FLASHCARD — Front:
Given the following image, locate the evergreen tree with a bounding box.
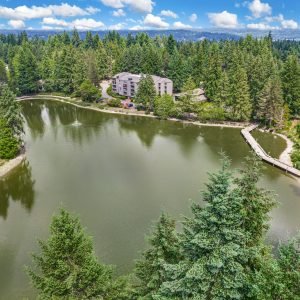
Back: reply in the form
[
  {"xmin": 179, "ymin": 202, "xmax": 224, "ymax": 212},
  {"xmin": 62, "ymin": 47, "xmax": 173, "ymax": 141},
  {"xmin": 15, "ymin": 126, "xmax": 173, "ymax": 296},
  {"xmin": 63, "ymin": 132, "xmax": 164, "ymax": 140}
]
[
  {"xmin": 135, "ymin": 75, "xmax": 156, "ymax": 110},
  {"xmin": 0, "ymin": 59, "xmax": 7, "ymax": 83},
  {"xmin": 0, "ymin": 118, "xmax": 20, "ymax": 159},
  {"xmin": 159, "ymin": 156, "xmax": 249, "ymax": 299},
  {"xmin": 12, "ymin": 44, "xmax": 38, "ymax": 94},
  {"xmin": 71, "ymin": 29, "xmax": 81, "ymax": 48},
  {"xmin": 229, "ymin": 65, "xmax": 252, "ymax": 121},
  {"xmin": 257, "ymin": 75, "xmax": 285, "ymax": 127},
  {"xmin": 0, "ymin": 85, "xmax": 23, "ymax": 137},
  {"xmin": 78, "ymin": 79, "xmax": 101, "ymax": 102},
  {"xmin": 135, "ymin": 213, "xmax": 181, "ymax": 299},
  {"xmin": 27, "ymin": 209, "xmax": 127, "ymax": 299},
  {"xmin": 276, "ymin": 235, "xmax": 300, "ymax": 299},
  {"xmin": 282, "ymin": 54, "xmax": 300, "ymax": 115}
]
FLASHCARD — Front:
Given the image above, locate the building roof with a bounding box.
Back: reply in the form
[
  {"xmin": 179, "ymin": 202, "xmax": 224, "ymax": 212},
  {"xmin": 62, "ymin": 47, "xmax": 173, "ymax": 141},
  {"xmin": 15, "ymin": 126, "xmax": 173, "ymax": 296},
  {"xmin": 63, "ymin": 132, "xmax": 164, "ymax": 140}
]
[{"xmin": 113, "ymin": 72, "xmax": 172, "ymax": 84}]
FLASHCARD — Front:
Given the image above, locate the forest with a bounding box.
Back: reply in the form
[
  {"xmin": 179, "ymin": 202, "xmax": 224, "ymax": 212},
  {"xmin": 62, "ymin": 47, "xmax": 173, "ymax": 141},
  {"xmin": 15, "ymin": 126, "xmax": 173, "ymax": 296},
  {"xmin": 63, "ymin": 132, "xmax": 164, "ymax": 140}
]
[{"xmin": 0, "ymin": 30, "xmax": 300, "ymax": 166}]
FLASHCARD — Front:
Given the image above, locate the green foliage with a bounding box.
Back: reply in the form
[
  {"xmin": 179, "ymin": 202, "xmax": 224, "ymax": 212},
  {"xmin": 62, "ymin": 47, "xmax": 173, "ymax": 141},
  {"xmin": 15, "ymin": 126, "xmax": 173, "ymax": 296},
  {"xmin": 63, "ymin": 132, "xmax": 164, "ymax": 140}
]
[
  {"xmin": 197, "ymin": 102, "xmax": 226, "ymax": 121},
  {"xmin": 78, "ymin": 79, "xmax": 101, "ymax": 102},
  {"xmin": 0, "ymin": 85, "xmax": 23, "ymax": 136},
  {"xmin": 282, "ymin": 54, "xmax": 300, "ymax": 115},
  {"xmin": 0, "ymin": 59, "xmax": 7, "ymax": 83},
  {"xmin": 135, "ymin": 213, "xmax": 181, "ymax": 299},
  {"xmin": 0, "ymin": 118, "xmax": 20, "ymax": 159},
  {"xmin": 154, "ymin": 94, "xmax": 174, "ymax": 119},
  {"xmin": 107, "ymin": 98, "xmax": 121, "ymax": 107},
  {"xmin": 135, "ymin": 75, "xmax": 156, "ymax": 110},
  {"xmin": 27, "ymin": 209, "xmax": 130, "ymax": 300},
  {"xmin": 12, "ymin": 43, "xmax": 38, "ymax": 94}
]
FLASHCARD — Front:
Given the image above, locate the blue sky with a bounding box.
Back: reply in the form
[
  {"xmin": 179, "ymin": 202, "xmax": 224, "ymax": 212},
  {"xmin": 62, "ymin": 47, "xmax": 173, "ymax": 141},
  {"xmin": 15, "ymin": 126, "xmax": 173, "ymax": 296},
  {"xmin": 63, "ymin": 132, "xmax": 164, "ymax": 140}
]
[{"xmin": 0, "ymin": 0, "xmax": 299, "ymax": 31}]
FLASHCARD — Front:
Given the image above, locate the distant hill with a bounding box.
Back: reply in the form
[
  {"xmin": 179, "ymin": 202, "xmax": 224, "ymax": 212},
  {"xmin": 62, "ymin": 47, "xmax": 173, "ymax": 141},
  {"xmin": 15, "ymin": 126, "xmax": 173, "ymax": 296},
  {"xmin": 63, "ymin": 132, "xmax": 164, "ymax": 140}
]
[{"xmin": 1, "ymin": 29, "xmax": 300, "ymax": 41}]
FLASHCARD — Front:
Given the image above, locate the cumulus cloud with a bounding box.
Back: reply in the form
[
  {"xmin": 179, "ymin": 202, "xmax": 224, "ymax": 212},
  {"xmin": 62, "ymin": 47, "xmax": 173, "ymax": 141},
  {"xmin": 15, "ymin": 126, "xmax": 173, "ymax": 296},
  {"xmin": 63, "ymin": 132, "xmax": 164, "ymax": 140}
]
[
  {"xmin": 160, "ymin": 10, "xmax": 178, "ymax": 19},
  {"xmin": 208, "ymin": 11, "xmax": 239, "ymax": 28},
  {"xmin": 42, "ymin": 17, "xmax": 68, "ymax": 27},
  {"xmin": 247, "ymin": 22, "xmax": 278, "ymax": 30},
  {"xmin": 109, "ymin": 23, "xmax": 126, "ymax": 30},
  {"xmin": 281, "ymin": 19, "xmax": 298, "ymax": 29},
  {"xmin": 189, "ymin": 13, "xmax": 197, "ymax": 22},
  {"xmin": 130, "ymin": 25, "xmax": 146, "ymax": 30},
  {"xmin": 8, "ymin": 19, "xmax": 25, "ymax": 29},
  {"xmin": 100, "ymin": 0, "xmax": 154, "ymax": 13},
  {"xmin": 143, "ymin": 14, "xmax": 169, "ymax": 28},
  {"xmin": 248, "ymin": 0, "xmax": 272, "ymax": 18},
  {"xmin": 173, "ymin": 21, "xmax": 192, "ymax": 29},
  {"xmin": 71, "ymin": 18, "xmax": 105, "ymax": 30},
  {"xmin": 113, "ymin": 9, "xmax": 126, "ymax": 17},
  {"xmin": 0, "ymin": 3, "xmax": 99, "ymax": 20}
]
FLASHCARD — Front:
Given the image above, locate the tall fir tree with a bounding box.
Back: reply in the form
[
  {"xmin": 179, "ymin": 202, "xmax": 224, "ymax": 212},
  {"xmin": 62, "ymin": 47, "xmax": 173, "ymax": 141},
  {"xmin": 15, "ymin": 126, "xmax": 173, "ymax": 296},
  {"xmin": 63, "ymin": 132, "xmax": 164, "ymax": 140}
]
[
  {"xmin": 135, "ymin": 74, "xmax": 156, "ymax": 110},
  {"xmin": 135, "ymin": 213, "xmax": 181, "ymax": 299},
  {"xmin": 27, "ymin": 209, "xmax": 129, "ymax": 299}
]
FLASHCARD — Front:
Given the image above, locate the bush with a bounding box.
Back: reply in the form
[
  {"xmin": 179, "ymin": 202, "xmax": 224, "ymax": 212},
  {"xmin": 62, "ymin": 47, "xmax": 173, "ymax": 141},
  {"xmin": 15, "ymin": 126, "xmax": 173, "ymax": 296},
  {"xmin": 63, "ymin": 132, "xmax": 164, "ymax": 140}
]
[
  {"xmin": 197, "ymin": 102, "xmax": 226, "ymax": 121},
  {"xmin": 0, "ymin": 119, "xmax": 20, "ymax": 159},
  {"xmin": 78, "ymin": 80, "xmax": 101, "ymax": 102},
  {"xmin": 291, "ymin": 146, "xmax": 300, "ymax": 169},
  {"xmin": 108, "ymin": 98, "xmax": 121, "ymax": 108},
  {"xmin": 154, "ymin": 94, "xmax": 174, "ymax": 119}
]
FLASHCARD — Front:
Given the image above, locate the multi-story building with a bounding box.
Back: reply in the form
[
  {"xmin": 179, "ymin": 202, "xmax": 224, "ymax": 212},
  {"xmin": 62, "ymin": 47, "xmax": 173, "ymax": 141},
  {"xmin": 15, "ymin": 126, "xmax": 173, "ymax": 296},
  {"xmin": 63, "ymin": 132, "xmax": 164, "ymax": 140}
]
[{"xmin": 112, "ymin": 72, "xmax": 173, "ymax": 98}]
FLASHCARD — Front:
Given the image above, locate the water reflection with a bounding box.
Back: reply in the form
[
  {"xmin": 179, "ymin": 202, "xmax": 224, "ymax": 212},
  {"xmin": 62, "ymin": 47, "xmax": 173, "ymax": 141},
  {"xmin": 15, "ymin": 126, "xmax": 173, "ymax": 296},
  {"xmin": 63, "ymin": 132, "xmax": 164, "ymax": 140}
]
[{"xmin": 0, "ymin": 161, "xmax": 35, "ymax": 219}]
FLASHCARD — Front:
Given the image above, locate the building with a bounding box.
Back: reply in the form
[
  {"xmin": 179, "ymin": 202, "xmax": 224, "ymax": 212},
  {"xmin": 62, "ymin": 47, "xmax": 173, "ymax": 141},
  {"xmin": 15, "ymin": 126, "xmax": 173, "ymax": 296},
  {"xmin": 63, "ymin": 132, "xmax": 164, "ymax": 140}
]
[
  {"xmin": 174, "ymin": 88, "xmax": 207, "ymax": 102},
  {"xmin": 112, "ymin": 72, "xmax": 173, "ymax": 98}
]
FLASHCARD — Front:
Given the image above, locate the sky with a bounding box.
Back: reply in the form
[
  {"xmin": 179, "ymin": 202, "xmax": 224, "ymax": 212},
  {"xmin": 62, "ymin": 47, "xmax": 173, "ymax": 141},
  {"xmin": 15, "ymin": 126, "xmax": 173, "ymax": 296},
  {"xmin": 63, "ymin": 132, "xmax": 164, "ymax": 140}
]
[{"xmin": 0, "ymin": 0, "xmax": 299, "ymax": 31}]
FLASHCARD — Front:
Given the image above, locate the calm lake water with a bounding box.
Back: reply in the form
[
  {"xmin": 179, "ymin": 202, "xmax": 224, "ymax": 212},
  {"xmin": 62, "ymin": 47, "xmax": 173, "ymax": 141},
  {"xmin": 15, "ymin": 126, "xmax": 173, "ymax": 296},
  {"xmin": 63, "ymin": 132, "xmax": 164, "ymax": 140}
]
[{"xmin": 0, "ymin": 100, "xmax": 300, "ymax": 299}]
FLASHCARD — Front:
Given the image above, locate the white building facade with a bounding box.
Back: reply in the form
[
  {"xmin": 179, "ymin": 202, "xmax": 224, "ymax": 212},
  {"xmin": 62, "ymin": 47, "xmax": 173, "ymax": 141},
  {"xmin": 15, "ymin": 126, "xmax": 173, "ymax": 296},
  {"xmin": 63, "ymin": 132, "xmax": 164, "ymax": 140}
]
[{"xmin": 112, "ymin": 72, "xmax": 173, "ymax": 98}]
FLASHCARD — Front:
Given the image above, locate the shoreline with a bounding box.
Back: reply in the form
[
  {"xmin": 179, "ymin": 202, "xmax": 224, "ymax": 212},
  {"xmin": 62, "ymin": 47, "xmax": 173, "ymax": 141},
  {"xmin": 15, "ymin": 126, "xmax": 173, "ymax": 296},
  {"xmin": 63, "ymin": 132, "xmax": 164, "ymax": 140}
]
[
  {"xmin": 0, "ymin": 153, "xmax": 26, "ymax": 178},
  {"xmin": 16, "ymin": 94, "xmax": 299, "ymax": 177},
  {"xmin": 17, "ymin": 95, "xmax": 248, "ymax": 129}
]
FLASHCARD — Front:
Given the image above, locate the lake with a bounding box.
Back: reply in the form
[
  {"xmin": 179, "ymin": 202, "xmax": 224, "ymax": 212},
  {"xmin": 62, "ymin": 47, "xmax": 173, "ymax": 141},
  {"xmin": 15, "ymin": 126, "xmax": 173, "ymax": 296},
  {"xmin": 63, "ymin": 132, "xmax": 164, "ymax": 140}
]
[{"xmin": 0, "ymin": 100, "xmax": 300, "ymax": 299}]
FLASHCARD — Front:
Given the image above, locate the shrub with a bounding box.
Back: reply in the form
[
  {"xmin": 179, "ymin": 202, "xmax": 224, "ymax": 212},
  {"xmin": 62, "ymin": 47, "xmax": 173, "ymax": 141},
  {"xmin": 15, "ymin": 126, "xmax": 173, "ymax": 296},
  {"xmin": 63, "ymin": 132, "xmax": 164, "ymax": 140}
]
[
  {"xmin": 107, "ymin": 85, "xmax": 127, "ymax": 100},
  {"xmin": 0, "ymin": 119, "xmax": 20, "ymax": 159},
  {"xmin": 108, "ymin": 98, "xmax": 121, "ymax": 108},
  {"xmin": 154, "ymin": 94, "xmax": 174, "ymax": 119},
  {"xmin": 78, "ymin": 80, "xmax": 101, "ymax": 102},
  {"xmin": 197, "ymin": 102, "xmax": 226, "ymax": 121}
]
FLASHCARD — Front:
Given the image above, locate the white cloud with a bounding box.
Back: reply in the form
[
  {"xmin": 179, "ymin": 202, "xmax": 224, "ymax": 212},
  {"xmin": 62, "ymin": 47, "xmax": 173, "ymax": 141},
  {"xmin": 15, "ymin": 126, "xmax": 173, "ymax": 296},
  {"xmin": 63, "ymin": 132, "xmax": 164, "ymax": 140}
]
[
  {"xmin": 109, "ymin": 23, "xmax": 125, "ymax": 30},
  {"xmin": 281, "ymin": 19, "xmax": 298, "ymax": 29},
  {"xmin": 42, "ymin": 17, "xmax": 68, "ymax": 27},
  {"xmin": 0, "ymin": 3, "xmax": 99, "ymax": 20},
  {"xmin": 189, "ymin": 13, "xmax": 197, "ymax": 22},
  {"xmin": 8, "ymin": 19, "xmax": 26, "ymax": 29},
  {"xmin": 173, "ymin": 21, "xmax": 192, "ymax": 29},
  {"xmin": 265, "ymin": 14, "xmax": 284, "ymax": 23},
  {"xmin": 248, "ymin": 0, "xmax": 271, "ymax": 18},
  {"xmin": 160, "ymin": 10, "xmax": 178, "ymax": 19},
  {"xmin": 247, "ymin": 22, "xmax": 278, "ymax": 30},
  {"xmin": 130, "ymin": 25, "xmax": 146, "ymax": 30},
  {"xmin": 208, "ymin": 11, "xmax": 239, "ymax": 28},
  {"xmin": 143, "ymin": 14, "xmax": 169, "ymax": 28},
  {"xmin": 86, "ymin": 6, "xmax": 101, "ymax": 14},
  {"xmin": 71, "ymin": 18, "xmax": 105, "ymax": 30},
  {"xmin": 113, "ymin": 9, "xmax": 126, "ymax": 17},
  {"xmin": 100, "ymin": 0, "xmax": 154, "ymax": 13}
]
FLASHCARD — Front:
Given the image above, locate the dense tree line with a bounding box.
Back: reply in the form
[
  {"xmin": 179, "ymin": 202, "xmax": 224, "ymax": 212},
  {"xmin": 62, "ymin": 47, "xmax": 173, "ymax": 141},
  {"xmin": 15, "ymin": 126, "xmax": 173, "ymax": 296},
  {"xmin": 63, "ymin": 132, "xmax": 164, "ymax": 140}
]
[
  {"xmin": 28, "ymin": 155, "xmax": 300, "ymax": 299},
  {"xmin": 0, "ymin": 30, "xmax": 300, "ymax": 165},
  {"xmin": 0, "ymin": 31, "xmax": 299, "ymax": 122}
]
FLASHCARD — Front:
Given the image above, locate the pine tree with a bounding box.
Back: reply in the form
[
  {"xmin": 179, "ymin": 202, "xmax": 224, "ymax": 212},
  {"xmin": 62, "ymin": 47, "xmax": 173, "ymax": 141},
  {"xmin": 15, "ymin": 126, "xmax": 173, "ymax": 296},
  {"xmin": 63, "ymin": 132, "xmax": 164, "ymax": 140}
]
[
  {"xmin": 0, "ymin": 59, "xmax": 7, "ymax": 83},
  {"xmin": 0, "ymin": 118, "xmax": 20, "ymax": 159},
  {"xmin": 159, "ymin": 156, "xmax": 249, "ymax": 299},
  {"xmin": 230, "ymin": 65, "xmax": 252, "ymax": 121},
  {"xmin": 27, "ymin": 209, "xmax": 126, "ymax": 299},
  {"xmin": 135, "ymin": 213, "xmax": 181, "ymax": 299},
  {"xmin": 135, "ymin": 74, "xmax": 156, "ymax": 110},
  {"xmin": 257, "ymin": 75, "xmax": 285, "ymax": 127},
  {"xmin": 282, "ymin": 54, "xmax": 300, "ymax": 115},
  {"xmin": 276, "ymin": 235, "xmax": 300, "ymax": 299},
  {"xmin": 12, "ymin": 43, "xmax": 38, "ymax": 94},
  {"xmin": 0, "ymin": 85, "xmax": 23, "ymax": 137}
]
